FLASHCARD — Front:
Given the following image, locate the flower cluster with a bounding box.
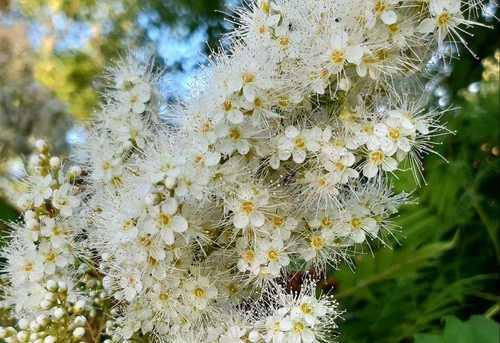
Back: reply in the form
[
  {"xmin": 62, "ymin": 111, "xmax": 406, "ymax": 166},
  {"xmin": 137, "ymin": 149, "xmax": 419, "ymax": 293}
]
[{"xmin": 0, "ymin": 0, "xmax": 488, "ymax": 342}]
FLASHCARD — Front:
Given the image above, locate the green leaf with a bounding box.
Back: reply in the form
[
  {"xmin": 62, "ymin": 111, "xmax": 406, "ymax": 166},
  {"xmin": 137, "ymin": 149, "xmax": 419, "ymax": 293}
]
[
  {"xmin": 414, "ymin": 316, "xmax": 500, "ymax": 343},
  {"xmin": 414, "ymin": 334, "xmax": 444, "ymax": 343}
]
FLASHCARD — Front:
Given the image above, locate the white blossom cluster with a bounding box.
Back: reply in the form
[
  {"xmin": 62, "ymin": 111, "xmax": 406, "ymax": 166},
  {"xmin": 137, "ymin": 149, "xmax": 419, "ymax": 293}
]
[{"xmin": 0, "ymin": 0, "xmax": 488, "ymax": 342}]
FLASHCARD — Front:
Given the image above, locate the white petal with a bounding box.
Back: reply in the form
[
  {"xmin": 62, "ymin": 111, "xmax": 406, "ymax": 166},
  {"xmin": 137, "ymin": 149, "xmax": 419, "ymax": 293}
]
[
  {"xmin": 346, "ymin": 45, "xmax": 364, "ymax": 65},
  {"xmin": 363, "ymin": 163, "xmax": 379, "ymax": 178},
  {"xmin": 381, "ymin": 10, "xmax": 397, "ymax": 25},
  {"xmin": 172, "ymin": 216, "xmax": 188, "ymax": 233},
  {"xmin": 417, "ymin": 18, "xmax": 436, "ymax": 33},
  {"xmin": 250, "ymin": 211, "xmax": 265, "ymax": 227},
  {"xmin": 233, "ymin": 213, "xmax": 249, "ymax": 229},
  {"xmin": 383, "ymin": 157, "xmax": 398, "ymax": 171}
]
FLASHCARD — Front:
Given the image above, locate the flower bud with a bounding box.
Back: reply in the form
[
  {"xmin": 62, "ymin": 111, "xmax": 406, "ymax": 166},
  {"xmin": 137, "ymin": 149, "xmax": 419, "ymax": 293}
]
[
  {"xmin": 49, "ymin": 157, "xmax": 61, "ymax": 169},
  {"xmin": 46, "ymin": 280, "xmax": 58, "ymax": 292},
  {"xmin": 44, "ymin": 336, "xmax": 56, "ymax": 343},
  {"xmin": 18, "ymin": 319, "xmax": 29, "ymax": 330},
  {"xmin": 35, "ymin": 139, "xmax": 47, "ymax": 152},
  {"xmin": 74, "ymin": 316, "xmax": 87, "ymax": 327},
  {"xmin": 57, "ymin": 281, "xmax": 68, "ymax": 292},
  {"xmin": 53, "ymin": 307, "xmax": 65, "ymax": 319},
  {"xmin": 73, "ymin": 327, "xmax": 85, "ymax": 338}
]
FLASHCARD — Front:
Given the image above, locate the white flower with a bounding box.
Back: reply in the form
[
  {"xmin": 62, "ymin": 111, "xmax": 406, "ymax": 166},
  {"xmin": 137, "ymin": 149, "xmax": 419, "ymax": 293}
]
[
  {"xmin": 291, "ymin": 296, "xmax": 328, "ymax": 326},
  {"xmin": 322, "ymin": 150, "xmax": 359, "ymax": 184},
  {"xmin": 219, "ymin": 326, "xmax": 247, "ymax": 343},
  {"xmin": 417, "ymin": 0, "xmax": 462, "ymax": 43},
  {"xmin": 237, "ymin": 246, "xmax": 261, "ymax": 275},
  {"xmin": 118, "ymin": 269, "xmax": 143, "ymax": 301},
  {"xmin": 257, "ymin": 239, "xmax": 290, "ymax": 276},
  {"xmin": 52, "ymin": 183, "xmax": 80, "ymax": 217},
  {"xmin": 118, "ymin": 81, "xmax": 151, "ymax": 114},
  {"xmin": 285, "ymin": 319, "xmax": 315, "ymax": 343},
  {"xmin": 217, "ymin": 124, "xmax": 256, "ymax": 156},
  {"xmin": 231, "ymin": 186, "xmax": 269, "ymax": 229},
  {"xmin": 11, "ymin": 249, "xmax": 44, "ymax": 284},
  {"xmin": 325, "ymin": 31, "xmax": 364, "ymax": 73},
  {"xmin": 219, "ymin": 95, "xmax": 245, "ymax": 124},
  {"xmin": 39, "ymin": 241, "xmax": 70, "ymax": 275},
  {"xmin": 30, "ymin": 175, "xmax": 53, "ymax": 207},
  {"xmin": 263, "ymin": 310, "xmax": 290, "ymax": 343},
  {"xmin": 227, "ymin": 57, "xmax": 273, "ymax": 102},
  {"xmin": 374, "ymin": 116, "xmax": 413, "ymax": 155},
  {"xmin": 362, "ymin": 150, "xmax": 398, "ymax": 178},
  {"xmin": 263, "ymin": 214, "xmax": 297, "ymax": 241},
  {"xmin": 144, "ymin": 199, "xmax": 188, "ymax": 245},
  {"xmin": 341, "ymin": 206, "xmax": 379, "ymax": 243},
  {"xmin": 184, "ymin": 276, "xmax": 218, "ymax": 310}
]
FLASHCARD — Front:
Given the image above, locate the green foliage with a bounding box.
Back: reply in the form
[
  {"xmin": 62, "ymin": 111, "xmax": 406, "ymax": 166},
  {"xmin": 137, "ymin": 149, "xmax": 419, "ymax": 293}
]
[{"xmin": 414, "ymin": 316, "xmax": 500, "ymax": 343}]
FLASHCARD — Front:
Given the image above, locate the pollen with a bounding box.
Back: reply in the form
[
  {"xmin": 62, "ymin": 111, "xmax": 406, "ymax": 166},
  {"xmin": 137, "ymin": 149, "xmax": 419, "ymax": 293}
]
[
  {"xmin": 330, "ymin": 49, "xmax": 346, "ymax": 64},
  {"xmin": 294, "ymin": 137, "xmax": 306, "ymax": 149},
  {"xmin": 241, "ymin": 200, "xmax": 255, "ymax": 214},
  {"xmin": 229, "ymin": 128, "xmax": 241, "ymax": 140},
  {"xmin": 243, "ymin": 71, "xmax": 256, "ymax": 83},
  {"xmin": 437, "ymin": 12, "xmax": 450, "ymax": 27},
  {"xmin": 293, "ymin": 321, "xmax": 305, "ymax": 333},
  {"xmin": 311, "ymin": 235, "xmax": 325, "ymax": 250},
  {"xmin": 370, "ymin": 151, "xmax": 384, "ymax": 164},
  {"xmin": 159, "ymin": 213, "xmax": 172, "ymax": 226},
  {"xmin": 389, "ymin": 128, "xmax": 401, "ymax": 140},
  {"xmin": 267, "ymin": 250, "xmax": 280, "ymax": 262},
  {"xmin": 194, "ymin": 287, "xmax": 206, "ymax": 298},
  {"xmin": 300, "ymin": 303, "xmax": 313, "ymax": 314},
  {"xmin": 351, "ymin": 217, "xmax": 362, "ymax": 230}
]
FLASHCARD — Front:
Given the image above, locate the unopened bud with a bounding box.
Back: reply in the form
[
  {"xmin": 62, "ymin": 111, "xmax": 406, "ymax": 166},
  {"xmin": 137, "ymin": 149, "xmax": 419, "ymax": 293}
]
[
  {"xmin": 49, "ymin": 157, "xmax": 60, "ymax": 169},
  {"xmin": 73, "ymin": 327, "xmax": 85, "ymax": 338},
  {"xmin": 46, "ymin": 280, "xmax": 58, "ymax": 292},
  {"xmin": 44, "ymin": 336, "xmax": 56, "ymax": 343}
]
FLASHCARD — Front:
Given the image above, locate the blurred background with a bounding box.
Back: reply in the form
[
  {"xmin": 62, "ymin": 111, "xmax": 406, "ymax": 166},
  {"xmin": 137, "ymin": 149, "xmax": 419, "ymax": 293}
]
[{"xmin": 0, "ymin": 1, "xmax": 498, "ymax": 342}]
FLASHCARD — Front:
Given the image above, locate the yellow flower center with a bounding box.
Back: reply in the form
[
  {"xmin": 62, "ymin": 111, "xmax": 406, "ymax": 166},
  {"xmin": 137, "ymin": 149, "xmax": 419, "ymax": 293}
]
[
  {"xmin": 273, "ymin": 216, "xmax": 284, "ymax": 227},
  {"xmin": 437, "ymin": 12, "xmax": 450, "ymax": 27},
  {"xmin": 159, "ymin": 213, "xmax": 172, "ymax": 227},
  {"xmin": 243, "ymin": 71, "xmax": 256, "ymax": 83},
  {"xmin": 389, "ymin": 128, "xmax": 401, "ymax": 140},
  {"xmin": 321, "ymin": 216, "xmax": 333, "ymax": 228},
  {"xmin": 293, "ymin": 321, "xmax": 305, "ymax": 333},
  {"xmin": 294, "ymin": 137, "xmax": 305, "ymax": 149},
  {"xmin": 370, "ymin": 151, "xmax": 384, "ymax": 164},
  {"xmin": 374, "ymin": 1, "xmax": 386, "ymax": 14},
  {"xmin": 194, "ymin": 287, "xmax": 206, "ymax": 298},
  {"xmin": 279, "ymin": 36, "xmax": 290, "ymax": 47},
  {"xmin": 123, "ymin": 219, "xmax": 135, "ymax": 231},
  {"xmin": 388, "ymin": 23, "xmax": 400, "ymax": 34},
  {"xmin": 300, "ymin": 303, "xmax": 313, "ymax": 314},
  {"xmin": 23, "ymin": 262, "xmax": 33, "ymax": 272},
  {"xmin": 311, "ymin": 235, "xmax": 325, "ymax": 250},
  {"xmin": 267, "ymin": 250, "xmax": 280, "ymax": 262},
  {"xmin": 241, "ymin": 200, "xmax": 255, "ymax": 215},
  {"xmin": 45, "ymin": 252, "xmax": 56, "ymax": 262},
  {"xmin": 223, "ymin": 99, "xmax": 233, "ymax": 112},
  {"xmin": 159, "ymin": 291, "xmax": 170, "ymax": 301},
  {"xmin": 330, "ymin": 49, "xmax": 345, "ymax": 65},
  {"xmin": 229, "ymin": 128, "xmax": 241, "ymax": 141},
  {"xmin": 242, "ymin": 249, "xmax": 256, "ymax": 263},
  {"xmin": 351, "ymin": 217, "xmax": 362, "ymax": 230},
  {"xmin": 335, "ymin": 162, "xmax": 346, "ymax": 172}
]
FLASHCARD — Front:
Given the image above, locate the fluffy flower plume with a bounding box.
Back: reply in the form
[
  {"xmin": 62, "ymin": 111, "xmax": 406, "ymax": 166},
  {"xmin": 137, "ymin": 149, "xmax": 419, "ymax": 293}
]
[{"xmin": 0, "ymin": 0, "xmax": 490, "ymax": 342}]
